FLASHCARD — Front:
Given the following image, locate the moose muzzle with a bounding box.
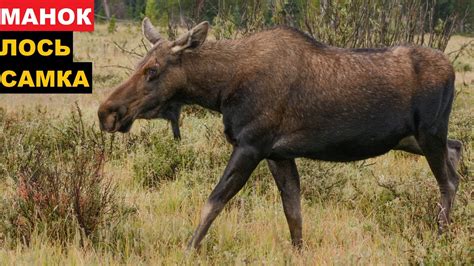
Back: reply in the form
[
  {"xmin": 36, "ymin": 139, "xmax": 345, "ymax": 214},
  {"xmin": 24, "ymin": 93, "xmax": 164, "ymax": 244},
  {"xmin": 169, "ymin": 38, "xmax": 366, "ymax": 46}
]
[{"xmin": 98, "ymin": 101, "xmax": 132, "ymax": 133}]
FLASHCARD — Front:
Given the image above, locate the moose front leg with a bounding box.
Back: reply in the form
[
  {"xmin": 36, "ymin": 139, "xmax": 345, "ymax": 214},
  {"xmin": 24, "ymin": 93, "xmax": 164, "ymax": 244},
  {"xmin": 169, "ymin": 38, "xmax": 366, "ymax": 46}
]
[
  {"xmin": 188, "ymin": 146, "xmax": 262, "ymax": 250},
  {"xmin": 267, "ymin": 159, "xmax": 303, "ymax": 248},
  {"xmin": 170, "ymin": 116, "xmax": 181, "ymax": 140}
]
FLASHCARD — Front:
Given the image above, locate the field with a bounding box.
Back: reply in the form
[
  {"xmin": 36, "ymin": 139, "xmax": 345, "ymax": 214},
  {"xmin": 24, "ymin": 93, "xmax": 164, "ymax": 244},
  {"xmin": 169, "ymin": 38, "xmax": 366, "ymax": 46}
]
[{"xmin": 0, "ymin": 23, "xmax": 472, "ymax": 264}]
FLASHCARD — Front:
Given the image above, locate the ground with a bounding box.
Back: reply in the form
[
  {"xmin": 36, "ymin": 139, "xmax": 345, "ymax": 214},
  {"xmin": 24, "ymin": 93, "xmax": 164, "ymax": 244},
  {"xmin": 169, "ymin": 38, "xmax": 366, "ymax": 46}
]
[{"xmin": 0, "ymin": 23, "xmax": 472, "ymax": 264}]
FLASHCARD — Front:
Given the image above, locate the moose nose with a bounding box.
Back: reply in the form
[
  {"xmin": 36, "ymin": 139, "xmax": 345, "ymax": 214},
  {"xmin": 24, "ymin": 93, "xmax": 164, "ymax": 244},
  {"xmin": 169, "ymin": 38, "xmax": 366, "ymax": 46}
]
[{"xmin": 98, "ymin": 102, "xmax": 127, "ymax": 132}]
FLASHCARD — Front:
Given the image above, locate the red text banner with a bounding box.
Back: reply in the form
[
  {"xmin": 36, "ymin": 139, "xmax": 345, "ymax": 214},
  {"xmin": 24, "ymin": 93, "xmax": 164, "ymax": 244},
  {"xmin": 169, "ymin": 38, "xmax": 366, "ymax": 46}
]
[{"xmin": 0, "ymin": 0, "xmax": 94, "ymax": 32}]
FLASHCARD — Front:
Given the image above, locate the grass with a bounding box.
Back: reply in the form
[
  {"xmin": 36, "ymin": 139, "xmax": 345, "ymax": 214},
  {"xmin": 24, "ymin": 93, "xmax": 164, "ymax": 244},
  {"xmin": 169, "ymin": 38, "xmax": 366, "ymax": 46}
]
[{"xmin": 0, "ymin": 23, "xmax": 472, "ymax": 265}]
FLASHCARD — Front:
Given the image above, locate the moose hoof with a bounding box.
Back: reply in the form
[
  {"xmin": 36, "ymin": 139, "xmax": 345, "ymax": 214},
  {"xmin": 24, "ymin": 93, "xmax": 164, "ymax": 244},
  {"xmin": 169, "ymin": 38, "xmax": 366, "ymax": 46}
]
[
  {"xmin": 292, "ymin": 240, "xmax": 303, "ymax": 250},
  {"xmin": 186, "ymin": 238, "xmax": 202, "ymax": 252},
  {"xmin": 184, "ymin": 245, "xmax": 197, "ymax": 257},
  {"xmin": 436, "ymin": 205, "xmax": 451, "ymax": 235}
]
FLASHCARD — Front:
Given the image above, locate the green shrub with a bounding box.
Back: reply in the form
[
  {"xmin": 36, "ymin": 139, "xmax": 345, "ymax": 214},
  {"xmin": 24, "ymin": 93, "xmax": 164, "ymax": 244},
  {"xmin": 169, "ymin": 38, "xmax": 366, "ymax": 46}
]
[
  {"xmin": 133, "ymin": 128, "xmax": 197, "ymax": 187},
  {"xmin": 212, "ymin": 14, "xmax": 237, "ymax": 40},
  {"xmin": 144, "ymin": 0, "xmax": 158, "ymax": 23},
  {"xmin": 108, "ymin": 16, "xmax": 117, "ymax": 33},
  {"xmin": 448, "ymin": 107, "xmax": 473, "ymax": 177},
  {"xmin": 0, "ymin": 149, "xmax": 117, "ymax": 245},
  {"xmin": 454, "ymin": 61, "xmax": 472, "ymax": 72},
  {"xmin": 0, "ymin": 106, "xmax": 131, "ymax": 246},
  {"xmin": 298, "ymin": 160, "xmax": 350, "ymax": 204}
]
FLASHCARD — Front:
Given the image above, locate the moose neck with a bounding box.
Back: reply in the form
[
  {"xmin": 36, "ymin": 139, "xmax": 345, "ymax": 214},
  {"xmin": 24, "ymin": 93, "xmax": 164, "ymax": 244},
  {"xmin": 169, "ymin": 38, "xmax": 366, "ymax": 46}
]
[{"xmin": 180, "ymin": 40, "xmax": 240, "ymax": 112}]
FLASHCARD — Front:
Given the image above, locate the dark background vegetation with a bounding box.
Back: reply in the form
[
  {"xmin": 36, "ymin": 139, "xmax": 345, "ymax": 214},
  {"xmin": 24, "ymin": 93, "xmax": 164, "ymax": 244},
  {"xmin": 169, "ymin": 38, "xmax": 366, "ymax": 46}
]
[
  {"xmin": 95, "ymin": 0, "xmax": 473, "ymax": 34},
  {"xmin": 95, "ymin": 0, "xmax": 473, "ymax": 51}
]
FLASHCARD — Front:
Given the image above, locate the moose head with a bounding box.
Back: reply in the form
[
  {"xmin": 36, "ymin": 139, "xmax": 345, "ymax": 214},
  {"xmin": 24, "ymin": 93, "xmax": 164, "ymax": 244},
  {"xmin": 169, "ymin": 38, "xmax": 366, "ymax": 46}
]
[{"xmin": 98, "ymin": 18, "xmax": 209, "ymax": 133}]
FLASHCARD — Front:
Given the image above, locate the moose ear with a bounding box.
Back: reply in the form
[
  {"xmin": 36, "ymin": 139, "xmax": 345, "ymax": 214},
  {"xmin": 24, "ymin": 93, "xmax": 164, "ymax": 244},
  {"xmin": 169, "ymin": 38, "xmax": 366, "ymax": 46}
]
[
  {"xmin": 142, "ymin": 17, "xmax": 161, "ymax": 44},
  {"xmin": 171, "ymin": 21, "xmax": 209, "ymax": 54}
]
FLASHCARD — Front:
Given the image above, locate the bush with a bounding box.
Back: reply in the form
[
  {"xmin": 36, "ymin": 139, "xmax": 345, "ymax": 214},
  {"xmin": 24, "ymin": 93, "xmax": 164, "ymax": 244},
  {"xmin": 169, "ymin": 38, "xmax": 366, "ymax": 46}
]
[
  {"xmin": 210, "ymin": 0, "xmax": 458, "ymax": 50},
  {"xmin": 1, "ymin": 149, "xmax": 119, "ymax": 245},
  {"xmin": 212, "ymin": 14, "xmax": 237, "ymax": 40},
  {"xmin": 133, "ymin": 128, "xmax": 197, "ymax": 188},
  {"xmin": 144, "ymin": 0, "xmax": 158, "ymax": 23},
  {"xmin": 357, "ymin": 167, "xmax": 471, "ymax": 263},
  {"xmin": 298, "ymin": 159, "xmax": 350, "ymax": 204},
  {"xmin": 108, "ymin": 16, "xmax": 117, "ymax": 33},
  {"xmin": 453, "ymin": 61, "xmax": 472, "ymax": 72},
  {"xmin": 448, "ymin": 107, "xmax": 472, "ymax": 177},
  {"xmin": 300, "ymin": 0, "xmax": 457, "ymax": 51},
  {"xmin": 0, "ymin": 106, "xmax": 130, "ymax": 246}
]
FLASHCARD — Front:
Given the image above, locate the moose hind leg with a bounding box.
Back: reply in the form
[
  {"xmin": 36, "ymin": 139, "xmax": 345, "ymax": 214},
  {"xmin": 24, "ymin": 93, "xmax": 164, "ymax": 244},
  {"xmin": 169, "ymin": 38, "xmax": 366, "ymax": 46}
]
[
  {"xmin": 416, "ymin": 131, "xmax": 460, "ymax": 233},
  {"xmin": 170, "ymin": 117, "xmax": 181, "ymax": 140},
  {"xmin": 394, "ymin": 136, "xmax": 462, "ymax": 168},
  {"xmin": 267, "ymin": 159, "xmax": 302, "ymax": 248},
  {"xmin": 188, "ymin": 146, "xmax": 261, "ymax": 249},
  {"xmin": 447, "ymin": 139, "xmax": 463, "ymax": 169}
]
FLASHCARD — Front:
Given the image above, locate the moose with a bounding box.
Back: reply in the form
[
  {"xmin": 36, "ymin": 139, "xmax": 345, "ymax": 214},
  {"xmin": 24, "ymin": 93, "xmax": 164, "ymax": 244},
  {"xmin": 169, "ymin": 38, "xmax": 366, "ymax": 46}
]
[
  {"xmin": 147, "ymin": 101, "xmax": 182, "ymax": 139},
  {"xmin": 98, "ymin": 18, "xmax": 463, "ymax": 249}
]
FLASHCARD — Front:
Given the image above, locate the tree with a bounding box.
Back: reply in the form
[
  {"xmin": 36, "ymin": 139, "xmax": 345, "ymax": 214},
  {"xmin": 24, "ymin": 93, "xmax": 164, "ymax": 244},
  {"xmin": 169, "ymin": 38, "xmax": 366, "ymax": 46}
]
[{"xmin": 103, "ymin": 0, "xmax": 111, "ymax": 19}]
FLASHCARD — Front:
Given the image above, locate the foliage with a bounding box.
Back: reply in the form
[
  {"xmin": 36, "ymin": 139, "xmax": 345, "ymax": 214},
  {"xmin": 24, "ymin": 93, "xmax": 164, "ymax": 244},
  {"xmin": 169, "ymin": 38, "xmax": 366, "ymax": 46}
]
[
  {"xmin": 108, "ymin": 16, "xmax": 117, "ymax": 33},
  {"xmin": 0, "ymin": 106, "xmax": 131, "ymax": 246},
  {"xmin": 276, "ymin": 0, "xmax": 458, "ymax": 50},
  {"xmin": 212, "ymin": 13, "xmax": 237, "ymax": 40},
  {"xmin": 95, "ymin": 0, "xmax": 472, "ymax": 35},
  {"xmin": 132, "ymin": 126, "xmax": 197, "ymax": 187},
  {"xmin": 144, "ymin": 0, "xmax": 158, "ymax": 23}
]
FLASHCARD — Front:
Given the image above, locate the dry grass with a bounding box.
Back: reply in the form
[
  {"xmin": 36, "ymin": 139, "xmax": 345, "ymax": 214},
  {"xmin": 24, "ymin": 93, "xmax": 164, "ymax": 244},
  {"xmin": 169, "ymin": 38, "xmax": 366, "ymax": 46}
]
[{"xmin": 0, "ymin": 23, "xmax": 472, "ymax": 265}]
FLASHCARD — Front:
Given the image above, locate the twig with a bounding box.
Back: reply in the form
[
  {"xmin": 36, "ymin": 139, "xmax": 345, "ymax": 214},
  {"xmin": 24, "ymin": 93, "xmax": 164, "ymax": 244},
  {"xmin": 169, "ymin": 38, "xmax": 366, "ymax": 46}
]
[
  {"xmin": 447, "ymin": 40, "xmax": 474, "ymax": 63},
  {"xmin": 111, "ymin": 41, "xmax": 144, "ymax": 58},
  {"xmin": 141, "ymin": 38, "xmax": 149, "ymax": 53},
  {"xmin": 98, "ymin": 65, "xmax": 134, "ymax": 71},
  {"xmin": 94, "ymin": 13, "xmax": 130, "ymax": 22}
]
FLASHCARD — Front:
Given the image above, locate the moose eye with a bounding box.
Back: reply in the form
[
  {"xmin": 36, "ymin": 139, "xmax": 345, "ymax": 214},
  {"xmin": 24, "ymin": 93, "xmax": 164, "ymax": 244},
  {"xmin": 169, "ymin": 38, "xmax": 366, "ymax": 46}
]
[{"xmin": 146, "ymin": 67, "xmax": 158, "ymax": 80}]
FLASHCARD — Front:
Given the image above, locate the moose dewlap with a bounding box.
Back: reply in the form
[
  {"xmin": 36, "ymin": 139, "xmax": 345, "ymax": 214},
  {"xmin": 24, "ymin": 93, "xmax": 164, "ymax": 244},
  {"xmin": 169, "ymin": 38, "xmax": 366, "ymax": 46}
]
[{"xmin": 98, "ymin": 18, "xmax": 462, "ymax": 249}]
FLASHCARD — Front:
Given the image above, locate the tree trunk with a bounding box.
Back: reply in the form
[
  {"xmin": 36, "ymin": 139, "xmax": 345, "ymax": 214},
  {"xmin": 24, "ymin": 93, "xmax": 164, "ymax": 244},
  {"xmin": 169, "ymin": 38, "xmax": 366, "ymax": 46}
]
[
  {"xmin": 320, "ymin": 0, "xmax": 333, "ymax": 29},
  {"xmin": 103, "ymin": 0, "xmax": 111, "ymax": 19},
  {"xmin": 320, "ymin": 0, "xmax": 330, "ymax": 18},
  {"xmin": 195, "ymin": 0, "xmax": 205, "ymax": 20}
]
